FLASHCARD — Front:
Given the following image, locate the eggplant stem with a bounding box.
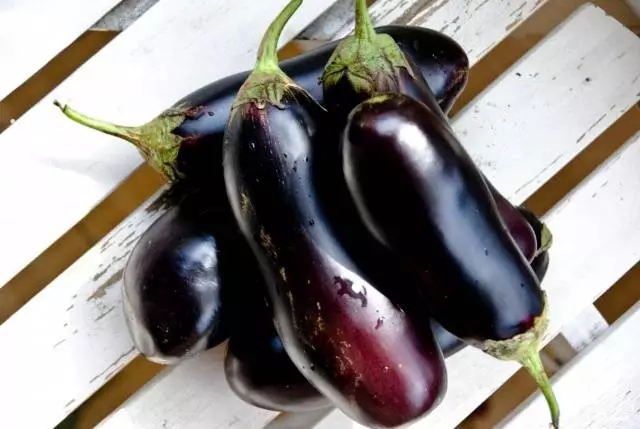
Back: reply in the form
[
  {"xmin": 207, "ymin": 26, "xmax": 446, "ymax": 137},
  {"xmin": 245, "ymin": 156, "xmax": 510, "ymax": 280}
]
[
  {"xmin": 53, "ymin": 100, "xmax": 140, "ymax": 145},
  {"xmin": 256, "ymin": 0, "xmax": 302, "ymax": 71},
  {"xmin": 519, "ymin": 348, "xmax": 560, "ymax": 429},
  {"xmin": 539, "ymin": 223, "xmax": 554, "ymax": 253},
  {"xmin": 355, "ymin": 0, "xmax": 376, "ymax": 42},
  {"xmin": 53, "ymin": 99, "xmax": 185, "ymax": 182}
]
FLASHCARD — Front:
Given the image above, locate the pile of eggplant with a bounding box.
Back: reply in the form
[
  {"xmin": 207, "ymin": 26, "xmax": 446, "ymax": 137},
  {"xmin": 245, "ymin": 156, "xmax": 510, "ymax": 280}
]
[{"xmin": 55, "ymin": 0, "xmax": 559, "ymax": 427}]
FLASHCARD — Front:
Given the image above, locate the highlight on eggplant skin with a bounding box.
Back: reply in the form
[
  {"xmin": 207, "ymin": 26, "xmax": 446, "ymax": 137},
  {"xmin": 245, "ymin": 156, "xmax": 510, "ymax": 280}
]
[
  {"xmin": 222, "ymin": 240, "xmax": 331, "ymax": 413},
  {"xmin": 224, "ymin": 328, "xmax": 332, "ymax": 413},
  {"xmin": 122, "ymin": 192, "xmax": 229, "ymax": 365},
  {"xmin": 341, "ymin": 93, "xmax": 559, "ymax": 428},
  {"xmin": 222, "ymin": 1, "xmax": 447, "ymax": 426}
]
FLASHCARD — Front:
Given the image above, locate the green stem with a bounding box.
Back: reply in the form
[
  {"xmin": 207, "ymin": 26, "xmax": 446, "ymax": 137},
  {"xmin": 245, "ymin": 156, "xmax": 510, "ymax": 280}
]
[
  {"xmin": 354, "ymin": 0, "xmax": 376, "ymax": 42},
  {"xmin": 256, "ymin": 0, "xmax": 303, "ymax": 71},
  {"xmin": 53, "ymin": 100, "xmax": 141, "ymax": 147},
  {"xmin": 520, "ymin": 348, "xmax": 560, "ymax": 429},
  {"xmin": 539, "ymin": 223, "xmax": 554, "ymax": 253}
]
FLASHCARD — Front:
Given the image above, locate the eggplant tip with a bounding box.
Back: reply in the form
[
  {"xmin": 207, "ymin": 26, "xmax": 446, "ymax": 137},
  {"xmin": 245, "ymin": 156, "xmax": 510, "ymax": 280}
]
[
  {"xmin": 479, "ymin": 293, "xmax": 559, "ymax": 428},
  {"xmin": 478, "ymin": 291, "xmax": 549, "ymax": 362}
]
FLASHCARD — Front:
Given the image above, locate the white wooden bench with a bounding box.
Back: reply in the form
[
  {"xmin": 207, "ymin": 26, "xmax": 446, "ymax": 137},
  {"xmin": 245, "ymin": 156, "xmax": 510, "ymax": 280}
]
[{"xmin": 1, "ymin": 0, "xmax": 639, "ymax": 428}]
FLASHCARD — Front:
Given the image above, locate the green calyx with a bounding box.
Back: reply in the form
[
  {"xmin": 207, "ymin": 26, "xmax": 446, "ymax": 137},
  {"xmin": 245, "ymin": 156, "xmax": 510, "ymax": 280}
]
[
  {"xmin": 233, "ymin": 0, "xmax": 302, "ymax": 109},
  {"xmin": 320, "ymin": 0, "xmax": 412, "ymax": 94},
  {"xmin": 480, "ymin": 292, "xmax": 560, "ymax": 428},
  {"xmin": 53, "ymin": 100, "xmax": 186, "ymax": 182},
  {"xmin": 539, "ymin": 222, "xmax": 554, "ymax": 253}
]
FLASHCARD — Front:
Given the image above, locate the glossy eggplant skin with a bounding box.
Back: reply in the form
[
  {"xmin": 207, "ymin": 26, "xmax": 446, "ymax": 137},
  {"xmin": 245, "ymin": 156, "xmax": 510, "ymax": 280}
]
[
  {"xmin": 487, "ymin": 182, "xmax": 537, "ymax": 263},
  {"xmin": 342, "ymin": 93, "xmax": 545, "ymax": 344},
  {"xmin": 122, "ymin": 189, "xmax": 230, "ymax": 364},
  {"xmin": 518, "ymin": 206, "xmax": 551, "ymax": 280},
  {"xmin": 223, "ymin": 89, "xmax": 446, "ymax": 428},
  {"xmin": 170, "ymin": 26, "xmax": 467, "ymax": 186},
  {"xmin": 224, "ymin": 286, "xmax": 332, "ymax": 412},
  {"xmin": 432, "ymin": 206, "xmax": 551, "ymax": 357}
]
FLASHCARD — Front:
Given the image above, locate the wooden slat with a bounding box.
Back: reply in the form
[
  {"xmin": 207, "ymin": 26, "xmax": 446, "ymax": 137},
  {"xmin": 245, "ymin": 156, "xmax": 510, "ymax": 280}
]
[
  {"xmin": 555, "ymin": 305, "xmax": 610, "ymax": 352},
  {"xmin": 302, "ymin": 0, "xmax": 551, "ymax": 66},
  {"xmin": 0, "ymin": 0, "xmax": 122, "ymax": 102},
  {"xmin": 0, "ymin": 0, "xmax": 338, "ymax": 292},
  {"xmin": 95, "ymin": 4, "xmax": 640, "ymax": 428},
  {"xmin": 299, "ymin": 0, "xmax": 354, "ymax": 40},
  {"xmin": 406, "ymin": 0, "xmax": 550, "ymax": 64},
  {"xmin": 500, "ymin": 299, "xmax": 640, "ymax": 429}
]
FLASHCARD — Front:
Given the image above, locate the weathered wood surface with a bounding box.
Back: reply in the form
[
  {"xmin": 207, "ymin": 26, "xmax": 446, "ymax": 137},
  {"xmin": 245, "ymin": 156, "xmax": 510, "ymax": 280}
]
[
  {"xmin": 92, "ymin": 0, "xmax": 159, "ymax": 31},
  {"xmin": 302, "ymin": 0, "xmax": 551, "ymax": 65},
  {"xmin": 0, "ymin": 0, "xmax": 121, "ymax": 102},
  {"xmin": 500, "ymin": 299, "xmax": 640, "ymax": 429},
  {"xmin": 0, "ymin": 0, "xmax": 338, "ymax": 292},
  {"xmin": 95, "ymin": 4, "xmax": 640, "ymax": 428}
]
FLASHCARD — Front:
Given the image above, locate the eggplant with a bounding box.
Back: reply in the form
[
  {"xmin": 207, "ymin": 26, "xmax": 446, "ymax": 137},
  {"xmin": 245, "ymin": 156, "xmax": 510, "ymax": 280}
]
[
  {"xmin": 52, "ymin": 25, "xmax": 468, "ymax": 186},
  {"xmin": 122, "ymin": 189, "xmax": 230, "ymax": 364},
  {"xmin": 315, "ymin": 0, "xmax": 546, "ymax": 357},
  {"xmin": 489, "ymin": 182, "xmax": 537, "ymax": 262},
  {"xmin": 224, "ymin": 284, "xmax": 332, "ymax": 412},
  {"xmin": 223, "ymin": 2, "xmax": 446, "ymax": 427},
  {"xmin": 342, "ymin": 93, "xmax": 559, "ymax": 428},
  {"xmin": 318, "ymin": 0, "xmax": 540, "ymax": 264},
  {"xmin": 121, "ymin": 183, "xmax": 328, "ymax": 408}
]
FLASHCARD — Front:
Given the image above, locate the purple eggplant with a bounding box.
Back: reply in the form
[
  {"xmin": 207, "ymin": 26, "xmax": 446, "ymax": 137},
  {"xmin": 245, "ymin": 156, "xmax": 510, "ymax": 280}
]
[
  {"xmin": 319, "ymin": 0, "xmax": 540, "ymax": 266},
  {"xmin": 342, "ymin": 93, "xmax": 559, "ymax": 428},
  {"xmin": 223, "ymin": 2, "xmax": 446, "ymax": 427},
  {"xmin": 314, "ymin": 0, "xmax": 547, "ymax": 358},
  {"xmin": 52, "ymin": 27, "xmax": 467, "ymax": 187},
  {"xmin": 224, "ymin": 284, "xmax": 332, "ymax": 412},
  {"xmin": 122, "ymin": 189, "xmax": 230, "ymax": 364}
]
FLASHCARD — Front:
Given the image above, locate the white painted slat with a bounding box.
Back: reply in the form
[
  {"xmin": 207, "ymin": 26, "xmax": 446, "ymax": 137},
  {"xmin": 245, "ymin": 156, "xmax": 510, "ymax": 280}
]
[
  {"xmin": 299, "ymin": 0, "xmax": 353, "ymax": 40},
  {"xmin": 95, "ymin": 5, "xmax": 640, "ymax": 428},
  {"xmin": 92, "ymin": 0, "xmax": 159, "ymax": 31},
  {"xmin": 318, "ymin": 130, "xmax": 640, "ymax": 429},
  {"xmin": 406, "ymin": 0, "xmax": 548, "ymax": 64},
  {"xmin": 556, "ymin": 305, "xmax": 609, "ymax": 352},
  {"xmin": 500, "ymin": 300, "xmax": 640, "ymax": 429},
  {"xmin": 0, "ymin": 0, "xmax": 338, "ymax": 292},
  {"xmin": 451, "ymin": 5, "xmax": 640, "ymax": 203},
  {"xmin": 0, "ymin": 0, "xmax": 122, "ymax": 102},
  {"xmin": 0, "ymin": 1, "xmax": 340, "ymax": 426},
  {"xmin": 303, "ymin": 0, "xmax": 550, "ymax": 65}
]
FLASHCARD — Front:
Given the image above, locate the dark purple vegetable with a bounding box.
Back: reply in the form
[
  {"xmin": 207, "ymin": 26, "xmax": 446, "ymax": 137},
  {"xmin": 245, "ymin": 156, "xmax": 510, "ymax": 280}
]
[
  {"xmin": 224, "ymin": 284, "xmax": 332, "ymax": 412},
  {"xmin": 318, "ymin": 0, "xmax": 538, "ymax": 266},
  {"xmin": 121, "ymin": 185, "xmax": 327, "ymax": 411},
  {"xmin": 52, "ymin": 25, "xmax": 467, "ymax": 186},
  {"xmin": 488, "ymin": 181, "xmax": 537, "ymax": 262},
  {"xmin": 122, "ymin": 189, "xmax": 230, "ymax": 364},
  {"xmin": 314, "ymin": 0, "xmax": 545, "ymax": 360},
  {"xmin": 223, "ymin": 2, "xmax": 446, "ymax": 427},
  {"xmin": 432, "ymin": 207, "xmax": 553, "ymax": 359},
  {"xmin": 342, "ymin": 93, "xmax": 559, "ymax": 428}
]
